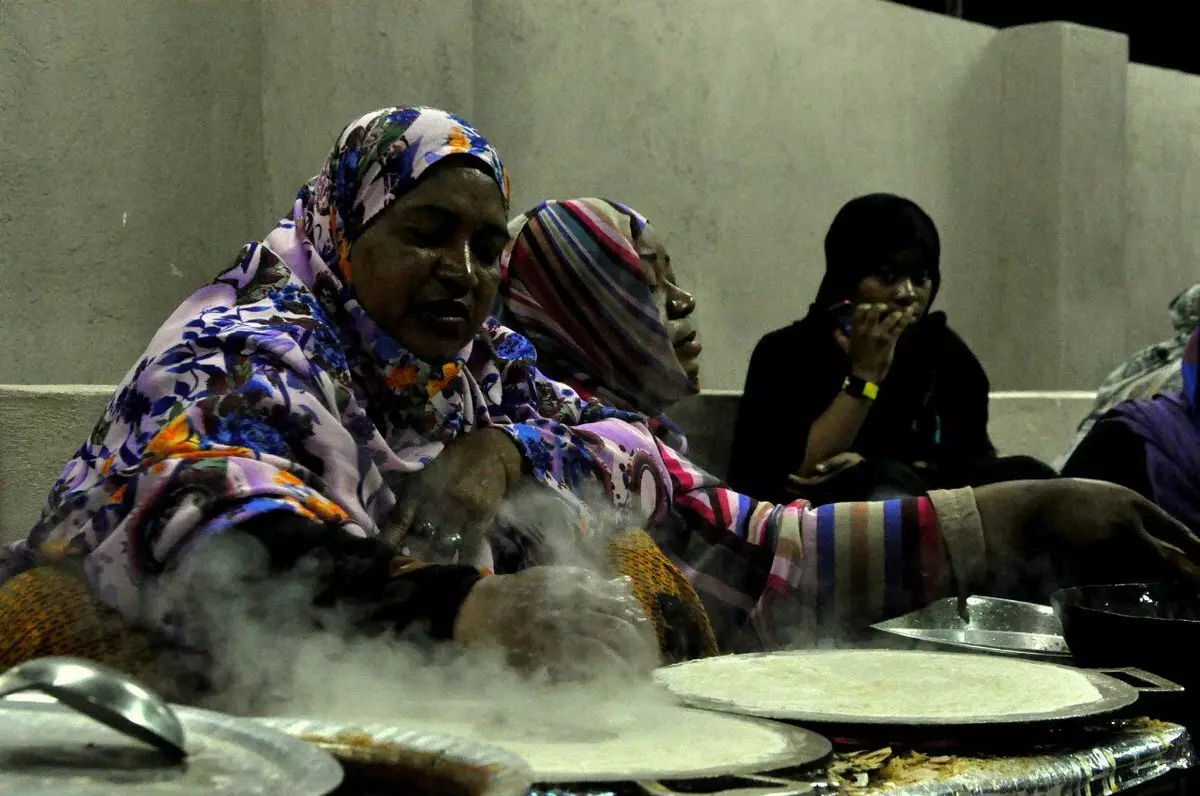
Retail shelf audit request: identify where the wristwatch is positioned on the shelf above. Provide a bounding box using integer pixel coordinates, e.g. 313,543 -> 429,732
842,374 -> 879,401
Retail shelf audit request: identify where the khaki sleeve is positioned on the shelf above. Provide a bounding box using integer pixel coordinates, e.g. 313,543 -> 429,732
928,487 -> 987,600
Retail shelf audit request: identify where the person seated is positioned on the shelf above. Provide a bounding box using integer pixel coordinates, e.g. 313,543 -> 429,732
1058,283 -> 1200,469
500,198 -> 1200,648
728,193 -> 1055,507
4,125 -> 1198,697
0,109 -> 695,698
1062,324 -> 1200,533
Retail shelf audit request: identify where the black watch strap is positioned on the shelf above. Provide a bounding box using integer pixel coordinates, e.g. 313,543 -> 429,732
842,374 -> 879,401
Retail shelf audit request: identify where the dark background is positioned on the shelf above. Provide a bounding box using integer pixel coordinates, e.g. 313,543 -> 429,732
892,1 -> 1196,76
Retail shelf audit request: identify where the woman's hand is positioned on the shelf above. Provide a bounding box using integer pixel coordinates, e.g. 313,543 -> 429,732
835,303 -> 914,383
454,566 -> 661,679
974,479 -> 1200,597
385,428 -> 523,562
789,452 -> 865,491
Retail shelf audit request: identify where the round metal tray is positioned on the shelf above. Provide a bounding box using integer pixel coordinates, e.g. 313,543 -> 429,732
255,709 -> 832,784
654,650 -> 1141,728
255,716 -> 533,796
0,698 -> 342,794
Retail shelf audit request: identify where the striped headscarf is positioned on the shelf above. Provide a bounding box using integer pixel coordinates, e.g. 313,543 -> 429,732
498,198 -> 698,419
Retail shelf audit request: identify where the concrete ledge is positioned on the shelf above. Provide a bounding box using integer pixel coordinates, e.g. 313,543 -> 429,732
0,386 -> 1098,544
0,385 -> 114,544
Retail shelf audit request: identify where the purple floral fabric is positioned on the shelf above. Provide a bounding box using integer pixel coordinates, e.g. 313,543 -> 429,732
0,107 -> 658,619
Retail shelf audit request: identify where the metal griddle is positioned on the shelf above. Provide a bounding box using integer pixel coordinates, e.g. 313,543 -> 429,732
654,650 -> 1178,733
0,698 -> 343,795
255,710 -> 833,785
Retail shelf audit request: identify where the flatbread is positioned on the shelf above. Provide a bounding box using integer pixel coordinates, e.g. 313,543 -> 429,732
654,650 -> 1105,722
384,703 -> 798,781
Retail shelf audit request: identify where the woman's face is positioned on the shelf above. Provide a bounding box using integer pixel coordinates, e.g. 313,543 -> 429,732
851,246 -> 933,320
350,165 -> 510,361
633,222 -> 701,387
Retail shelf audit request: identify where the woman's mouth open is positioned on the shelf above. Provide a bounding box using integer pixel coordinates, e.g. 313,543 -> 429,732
673,330 -> 702,359
415,299 -> 472,337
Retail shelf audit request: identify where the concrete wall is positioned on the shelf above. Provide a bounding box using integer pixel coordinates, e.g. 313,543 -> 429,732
473,0 -> 1005,393
0,0 -> 477,385
1123,64 -> 1200,361
0,386 -> 112,544
4,0 -> 1199,389
0,0 -> 265,384
258,0 -> 475,227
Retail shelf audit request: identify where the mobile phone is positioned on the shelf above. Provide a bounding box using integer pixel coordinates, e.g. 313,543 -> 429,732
828,301 -> 854,336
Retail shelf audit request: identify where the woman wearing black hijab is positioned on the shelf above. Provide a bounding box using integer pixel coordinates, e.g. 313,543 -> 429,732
727,194 -> 1055,505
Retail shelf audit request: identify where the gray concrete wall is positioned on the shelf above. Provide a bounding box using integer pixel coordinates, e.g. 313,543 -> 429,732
473,0 -> 1003,393
0,0 -> 477,385
0,386 -> 112,543
990,24 -> 1131,390
1123,64 -> 1200,362
0,0 -> 265,384
258,0 -> 475,227
4,0 -> 1199,391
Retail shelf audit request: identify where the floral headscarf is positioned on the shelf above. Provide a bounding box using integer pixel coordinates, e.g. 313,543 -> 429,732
3,108 -> 667,619
498,198 -> 698,428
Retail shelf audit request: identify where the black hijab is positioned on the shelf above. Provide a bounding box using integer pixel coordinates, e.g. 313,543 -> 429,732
727,194 -> 994,503
813,193 -> 942,311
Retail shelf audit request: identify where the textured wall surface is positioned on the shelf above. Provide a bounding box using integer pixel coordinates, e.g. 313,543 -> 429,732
1123,64 -> 1200,361
0,0 -> 265,384
0,386 -> 112,543
473,0 -> 1000,393
258,0 -> 475,227
3,0 -> 1199,390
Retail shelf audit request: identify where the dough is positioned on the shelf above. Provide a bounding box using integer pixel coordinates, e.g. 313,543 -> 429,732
654,650 -> 1105,721
389,704 -> 794,781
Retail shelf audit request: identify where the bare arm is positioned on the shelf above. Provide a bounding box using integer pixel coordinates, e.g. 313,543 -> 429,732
796,303 -> 912,477
798,392 -> 874,475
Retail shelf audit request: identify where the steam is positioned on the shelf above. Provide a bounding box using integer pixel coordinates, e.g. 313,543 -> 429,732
142,487 -> 673,736
140,480 -> 1017,730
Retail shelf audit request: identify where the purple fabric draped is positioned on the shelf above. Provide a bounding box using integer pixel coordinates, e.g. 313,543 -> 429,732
1106,339 -> 1200,530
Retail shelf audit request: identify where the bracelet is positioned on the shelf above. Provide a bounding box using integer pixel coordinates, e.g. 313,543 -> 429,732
842,375 -> 879,401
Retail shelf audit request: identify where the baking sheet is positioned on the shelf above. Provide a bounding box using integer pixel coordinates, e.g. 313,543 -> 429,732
0,699 -> 342,795
254,708 -> 831,784
653,650 -> 1139,727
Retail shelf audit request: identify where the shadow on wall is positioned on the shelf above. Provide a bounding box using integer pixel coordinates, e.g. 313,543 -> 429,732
0,386 -> 1095,545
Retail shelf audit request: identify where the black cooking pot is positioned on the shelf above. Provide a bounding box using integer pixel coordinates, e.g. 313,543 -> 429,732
1052,583 -> 1200,723
1052,583 -> 1200,668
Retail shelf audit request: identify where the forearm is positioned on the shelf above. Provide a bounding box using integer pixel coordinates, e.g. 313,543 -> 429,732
745,496 -> 948,646
189,511 -> 483,640
799,393 -> 873,475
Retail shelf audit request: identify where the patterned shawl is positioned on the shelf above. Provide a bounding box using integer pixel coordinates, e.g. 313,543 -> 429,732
1058,283 -> 1200,468
1104,324 -> 1200,531
3,108 -> 664,618
497,198 -> 697,449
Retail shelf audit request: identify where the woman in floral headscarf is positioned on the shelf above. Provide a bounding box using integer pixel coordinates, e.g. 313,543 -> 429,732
0,109 -> 670,685
499,198 -> 1200,649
